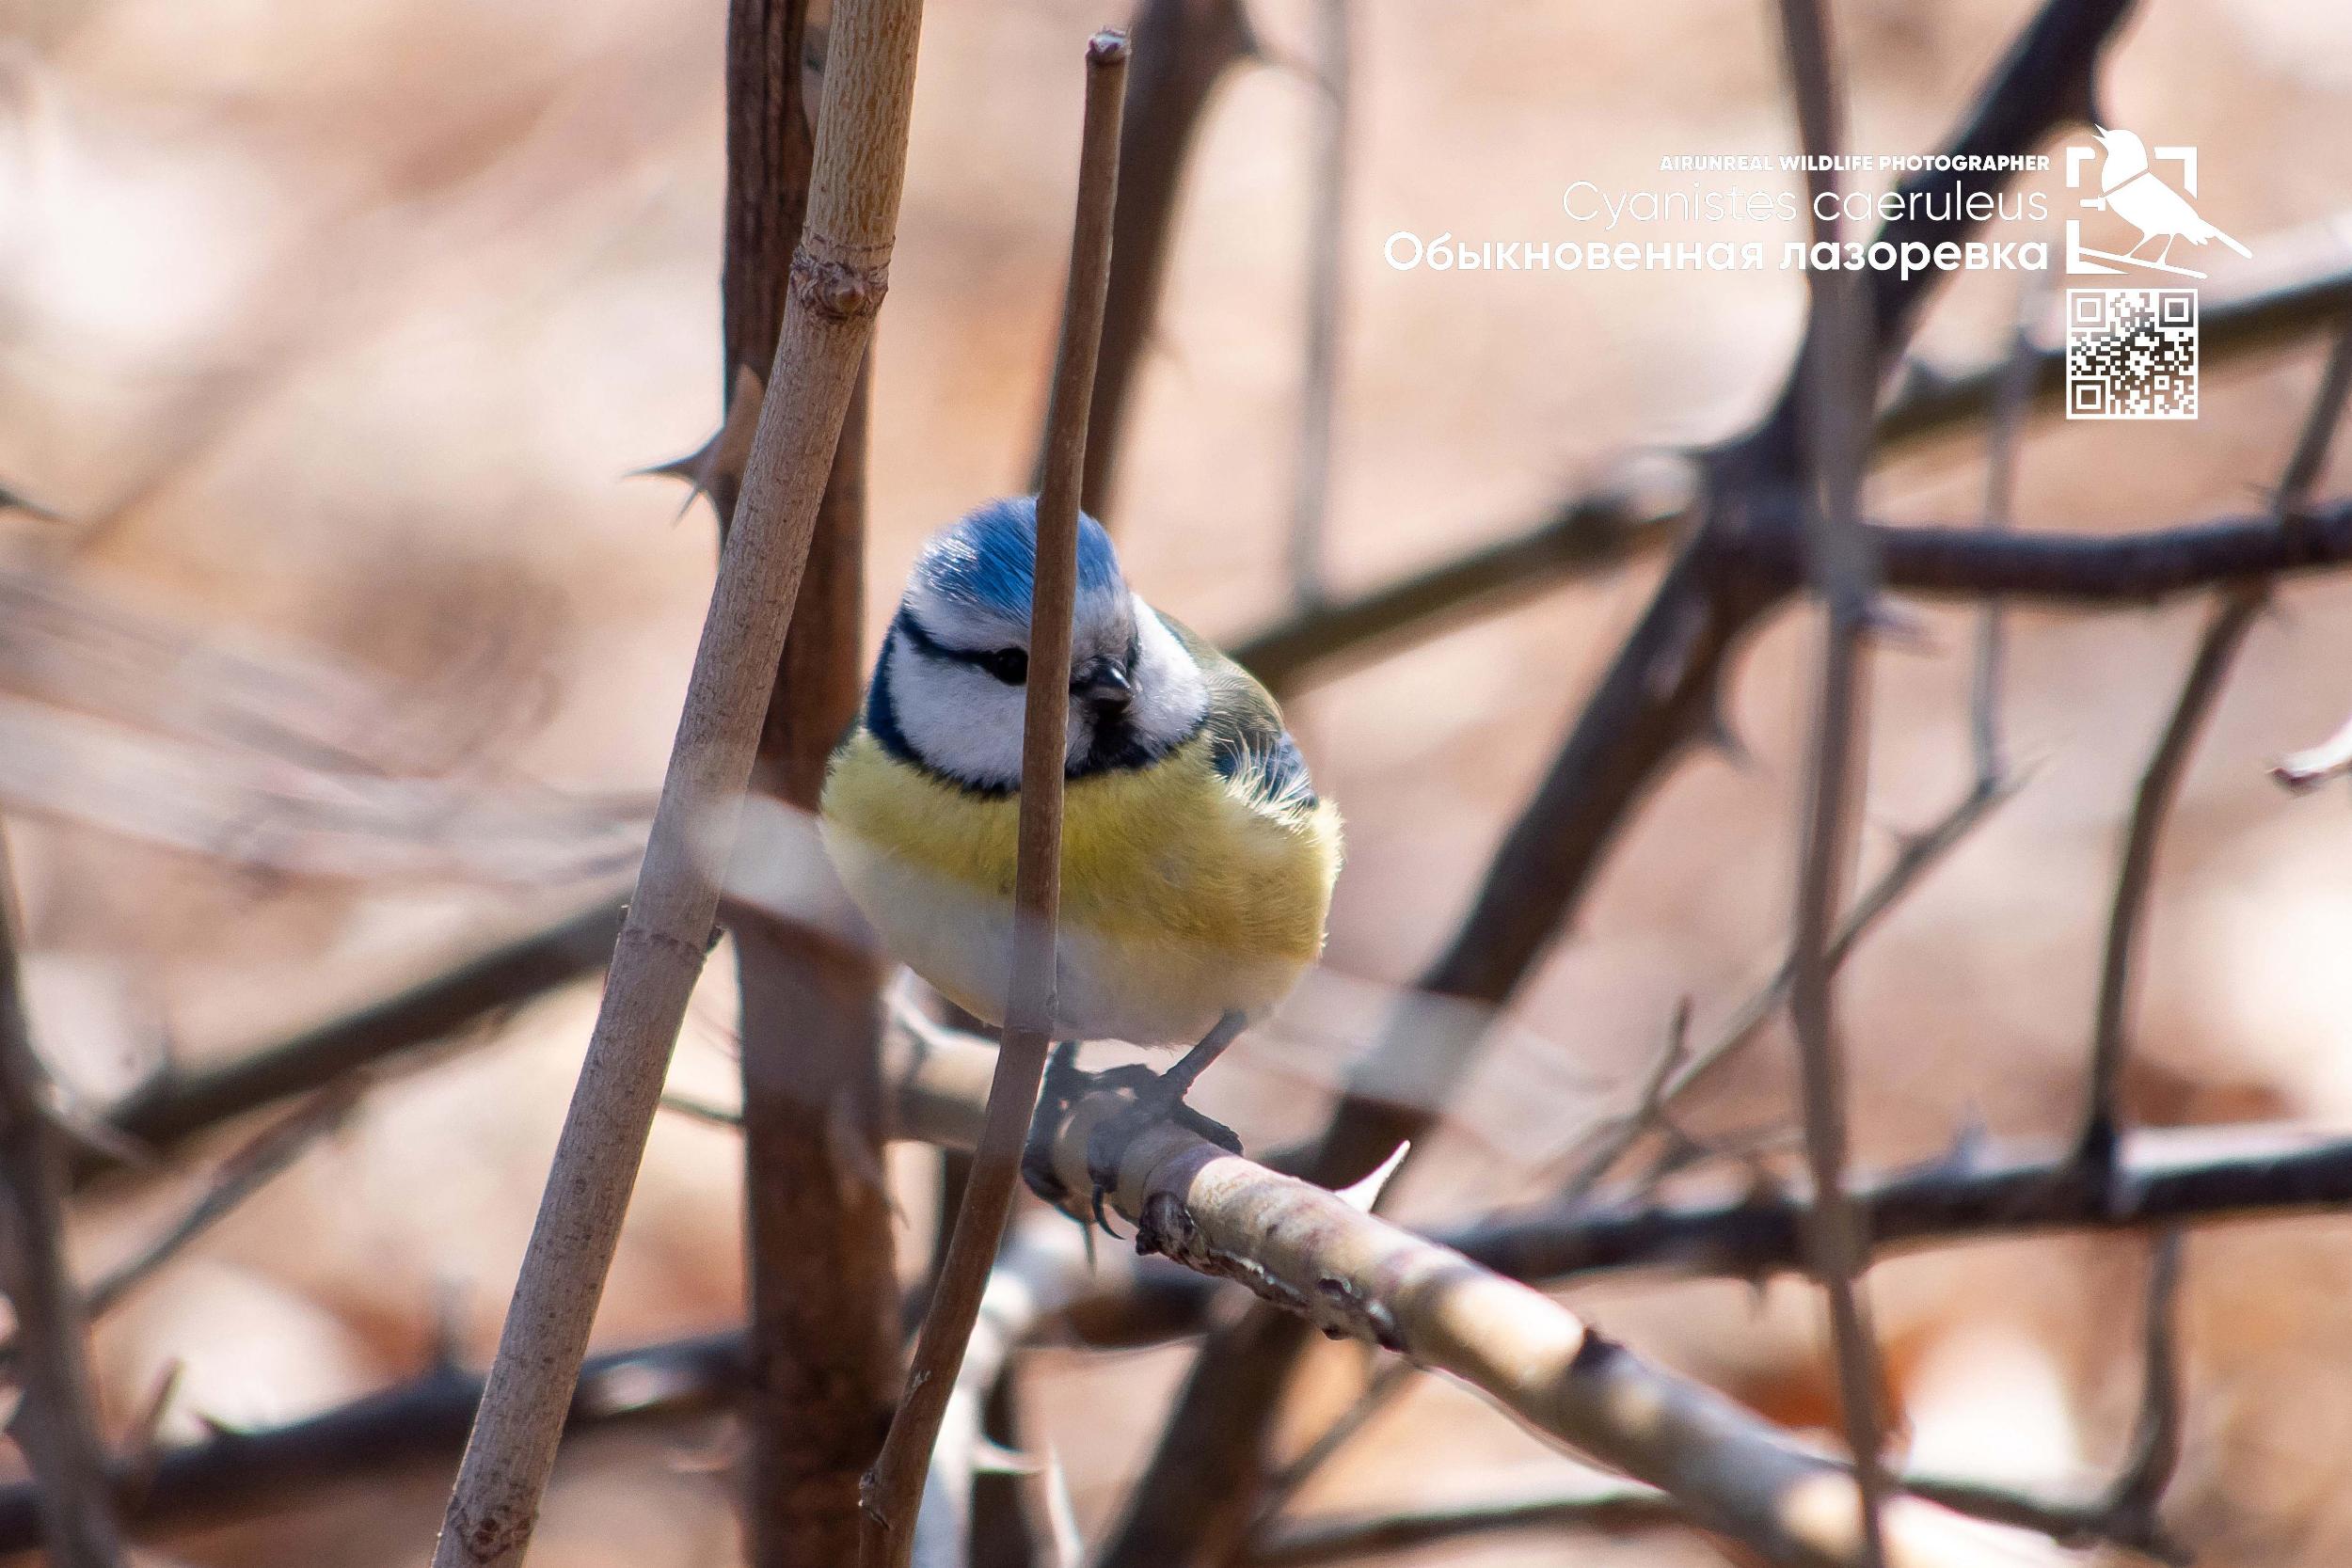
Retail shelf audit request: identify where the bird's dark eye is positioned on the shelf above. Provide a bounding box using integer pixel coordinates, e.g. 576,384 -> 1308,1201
978,647 -> 1028,685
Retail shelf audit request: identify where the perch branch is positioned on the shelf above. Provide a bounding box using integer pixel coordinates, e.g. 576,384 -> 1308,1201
856,33 -> 1126,1568
1043,1088 -> 2065,1568
430,0 -> 926,1558
21,1062 -> 2352,1552
77,471 -> 2352,1195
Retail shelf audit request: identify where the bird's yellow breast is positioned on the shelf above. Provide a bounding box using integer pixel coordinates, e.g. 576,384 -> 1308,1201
818,727 -> 1341,1043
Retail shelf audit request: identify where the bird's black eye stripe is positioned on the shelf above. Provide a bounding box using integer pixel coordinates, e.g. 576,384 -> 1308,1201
895,610 -> 1028,685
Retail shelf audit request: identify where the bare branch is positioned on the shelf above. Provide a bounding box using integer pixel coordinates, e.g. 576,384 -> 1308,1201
84,898 -> 626,1186
857,35 -> 1127,1567
0,1201 -> 1165,1555
2099,1231 -> 2188,1554
0,822 -> 128,1567
1871,496 -> 2352,602
2273,706 -> 2352,792
913,1223 -> 1098,1568
0,1334 -> 747,1555
1251,1357 -> 1415,1528
1240,245 -> 2352,697
1233,466 -> 1691,693
1774,0 -> 1891,1552
1248,1488 -> 1679,1566
1880,251 -> 2352,447
1045,1088 -> 2062,1568
1971,274 -> 2051,780
1285,0 -> 1351,608
1451,1120 -> 2352,1287
77,1086 -> 353,1333
1620,768 -> 2019,1164
718,4 -> 901,1555
2077,315 -> 2352,1165
1070,0 -> 1255,519
431,0 -> 927,1556
1251,1464 -> 2192,1568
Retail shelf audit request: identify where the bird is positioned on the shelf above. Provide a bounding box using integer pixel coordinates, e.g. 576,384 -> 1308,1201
2086,126 -> 2251,271
818,496 -> 1343,1202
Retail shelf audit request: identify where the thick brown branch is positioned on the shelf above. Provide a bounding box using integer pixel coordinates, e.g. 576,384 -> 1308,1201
431,0 -> 926,1558
720,2 -> 899,1558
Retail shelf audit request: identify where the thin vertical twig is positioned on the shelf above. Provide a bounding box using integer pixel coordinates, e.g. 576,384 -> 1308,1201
1776,1 -> 1889,1560
1066,0 -> 1254,520
2102,1231 -> 2187,1544
428,1 -> 928,1561
1972,273 -> 2049,781
0,823 -> 128,1568
856,32 -> 1130,1568
1286,0 -> 1350,608
2078,315 -> 2352,1168
718,0 -> 901,1558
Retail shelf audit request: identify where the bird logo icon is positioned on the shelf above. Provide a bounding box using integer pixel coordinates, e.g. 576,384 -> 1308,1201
2067,127 -> 2251,279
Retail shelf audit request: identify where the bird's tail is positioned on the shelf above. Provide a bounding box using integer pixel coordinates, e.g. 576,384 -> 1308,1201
2214,227 -> 2253,259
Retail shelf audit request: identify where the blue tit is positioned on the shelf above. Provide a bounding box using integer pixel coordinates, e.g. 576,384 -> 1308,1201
818,496 -> 1343,1162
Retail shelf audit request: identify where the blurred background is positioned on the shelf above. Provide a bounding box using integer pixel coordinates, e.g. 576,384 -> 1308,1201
5,0 -> 2352,1561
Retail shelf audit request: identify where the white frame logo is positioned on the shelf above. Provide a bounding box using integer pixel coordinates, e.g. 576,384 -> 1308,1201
2064,128 -> 2250,280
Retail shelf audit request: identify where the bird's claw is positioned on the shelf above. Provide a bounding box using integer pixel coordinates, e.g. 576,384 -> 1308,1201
1080,1068 -> 1243,1239
1024,1051 -> 1246,1240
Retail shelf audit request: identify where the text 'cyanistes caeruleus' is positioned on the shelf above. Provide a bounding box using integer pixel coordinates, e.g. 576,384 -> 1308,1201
818,497 -> 1342,1198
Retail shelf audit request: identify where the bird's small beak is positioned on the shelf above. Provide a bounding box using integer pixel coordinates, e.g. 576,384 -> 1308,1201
1074,657 -> 1132,714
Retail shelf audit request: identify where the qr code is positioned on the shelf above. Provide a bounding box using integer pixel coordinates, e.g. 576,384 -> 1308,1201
2066,288 -> 2198,420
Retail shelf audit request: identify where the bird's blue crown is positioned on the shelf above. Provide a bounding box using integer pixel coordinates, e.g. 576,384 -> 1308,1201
913,497 -> 1124,624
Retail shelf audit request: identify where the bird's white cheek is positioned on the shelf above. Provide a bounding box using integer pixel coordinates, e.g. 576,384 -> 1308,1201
888,641 -> 1031,788
1126,600 -> 1210,748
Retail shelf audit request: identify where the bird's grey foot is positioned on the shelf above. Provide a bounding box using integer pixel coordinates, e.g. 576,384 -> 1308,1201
1080,1012 -> 1249,1234
1020,1040 -> 1089,1213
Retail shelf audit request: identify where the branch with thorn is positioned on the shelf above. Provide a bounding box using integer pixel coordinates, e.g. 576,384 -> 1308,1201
1035,1084 -> 2063,1568
0,822 -> 129,1568
429,0 -> 926,1558
2075,311 -> 2352,1169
